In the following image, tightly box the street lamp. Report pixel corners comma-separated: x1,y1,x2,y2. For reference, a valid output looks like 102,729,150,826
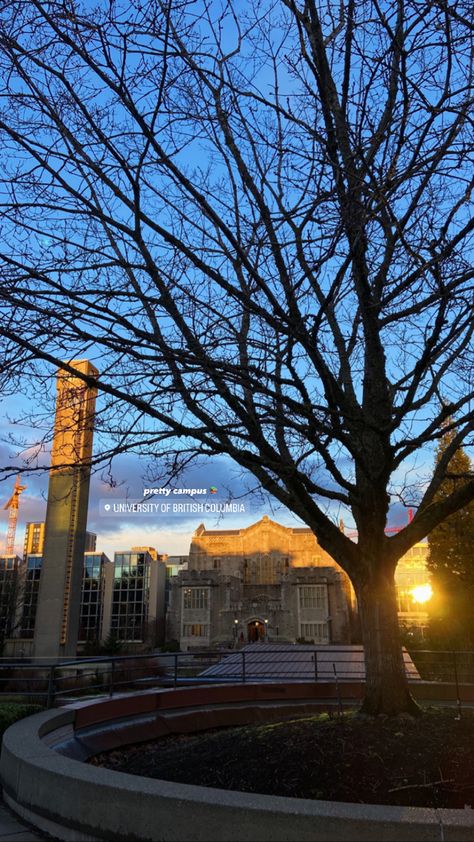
264,618,268,641
233,618,238,647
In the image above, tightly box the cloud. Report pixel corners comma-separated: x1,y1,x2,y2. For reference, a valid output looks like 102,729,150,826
0,447,276,557
0,405,421,559
86,452,272,555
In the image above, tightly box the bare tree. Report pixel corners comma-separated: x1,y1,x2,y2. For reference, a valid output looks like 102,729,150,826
0,0,473,713
0,555,29,656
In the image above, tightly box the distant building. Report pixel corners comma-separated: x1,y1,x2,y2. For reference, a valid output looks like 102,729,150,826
167,516,355,650
395,543,430,637
130,545,159,560
20,554,42,639
33,359,99,659
23,522,96,557
78,552,112,643
0,555,21,646
2,518,431,656
2,534,166,654
166,520,434,651
164,555,189,569
84,532,97,553
101,549,166,647
23,523,45,557
9,551,111,647
162,555,188,610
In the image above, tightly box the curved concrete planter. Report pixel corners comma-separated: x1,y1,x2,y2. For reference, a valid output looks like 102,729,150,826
1,684,474,842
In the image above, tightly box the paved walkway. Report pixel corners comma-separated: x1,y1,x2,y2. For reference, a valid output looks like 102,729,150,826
0,796,54,841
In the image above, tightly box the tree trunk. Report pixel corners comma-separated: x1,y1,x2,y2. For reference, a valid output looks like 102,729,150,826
356,568,420,716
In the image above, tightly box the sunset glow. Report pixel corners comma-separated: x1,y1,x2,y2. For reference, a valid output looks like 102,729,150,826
411,583,433,604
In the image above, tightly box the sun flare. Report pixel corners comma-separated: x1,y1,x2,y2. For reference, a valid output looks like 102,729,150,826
411,583,433,604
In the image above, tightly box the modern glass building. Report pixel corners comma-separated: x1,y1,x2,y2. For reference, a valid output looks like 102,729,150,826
23,522,97,557
79,552,111,643
16,552,111,643
0,533,166,653
110,551,152,642
20,554,43,639
0,555,21,643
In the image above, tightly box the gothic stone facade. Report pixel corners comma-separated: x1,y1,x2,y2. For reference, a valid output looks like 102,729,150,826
167,516,354,649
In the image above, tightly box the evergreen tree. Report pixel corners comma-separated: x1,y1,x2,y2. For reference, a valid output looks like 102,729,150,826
428,432,474,648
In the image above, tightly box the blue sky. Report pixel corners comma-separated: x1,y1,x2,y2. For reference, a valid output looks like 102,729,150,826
1,0,464,557
0,448,304,558
0,387,417,559
0,390,307,556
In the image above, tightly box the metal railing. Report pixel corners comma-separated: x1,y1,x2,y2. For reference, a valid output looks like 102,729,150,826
0,646,472,709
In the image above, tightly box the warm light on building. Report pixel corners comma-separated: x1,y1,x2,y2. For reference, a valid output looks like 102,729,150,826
395,542,430,638
411,583,433,604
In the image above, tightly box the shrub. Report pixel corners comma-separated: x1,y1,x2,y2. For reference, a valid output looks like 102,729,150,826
100,632,123,655
81,638,103,656
160,640,180,653
0,703,43,739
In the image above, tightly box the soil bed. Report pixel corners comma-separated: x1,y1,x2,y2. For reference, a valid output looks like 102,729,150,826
89,708,474,808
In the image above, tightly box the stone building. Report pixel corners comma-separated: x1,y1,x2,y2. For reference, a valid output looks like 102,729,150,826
167,516,355,649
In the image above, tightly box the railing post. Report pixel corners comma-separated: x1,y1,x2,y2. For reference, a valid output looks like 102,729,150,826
242,650,246,683
453,651,462,718
333,663,343,717
173,653,178,687
46,664,56,709
109,658,115,698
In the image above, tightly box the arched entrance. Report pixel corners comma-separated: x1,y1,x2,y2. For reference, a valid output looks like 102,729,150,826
247,619,265,643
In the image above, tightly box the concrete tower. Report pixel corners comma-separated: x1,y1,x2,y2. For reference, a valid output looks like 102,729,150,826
33,360,98,658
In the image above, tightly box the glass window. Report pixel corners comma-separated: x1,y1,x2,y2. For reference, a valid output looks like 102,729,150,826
110,552,149,641
300,622,328,642
182,624,209,637
183,588,209,610
299,585,327,610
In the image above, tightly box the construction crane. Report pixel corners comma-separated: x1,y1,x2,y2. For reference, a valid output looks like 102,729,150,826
3,476,27,556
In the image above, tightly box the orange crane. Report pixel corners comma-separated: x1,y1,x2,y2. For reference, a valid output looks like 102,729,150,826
3,476,27,555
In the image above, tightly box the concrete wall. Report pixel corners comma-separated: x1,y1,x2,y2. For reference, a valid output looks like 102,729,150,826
2,686,474,841
33,360,98,659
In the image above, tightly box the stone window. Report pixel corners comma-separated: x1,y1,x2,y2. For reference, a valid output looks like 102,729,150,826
182,623,209,637
260,554,273,583
298,584,327,610
243,559,251,584
300,622,328,642
183,587,209,610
